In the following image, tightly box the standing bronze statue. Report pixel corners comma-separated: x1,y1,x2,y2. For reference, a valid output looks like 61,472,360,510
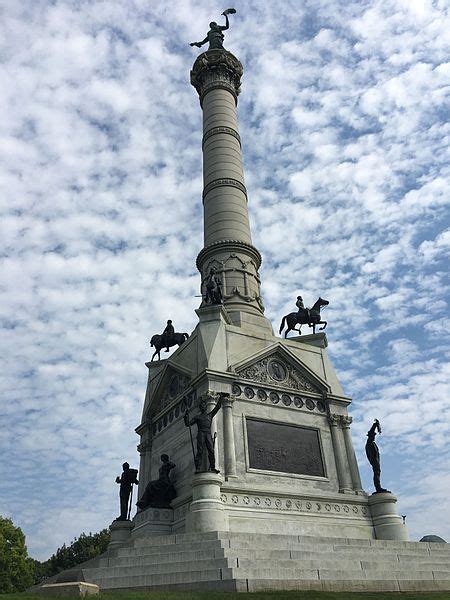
204,267,223,305
189,8,236,50
279,296,329,337
136,454,176,510
115,462,138,521
184,394,226,473
365,419,390,494
150,321,189,361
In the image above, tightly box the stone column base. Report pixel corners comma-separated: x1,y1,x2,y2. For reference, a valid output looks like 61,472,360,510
368,492,409,541
109,519,134,548
185,472,229,533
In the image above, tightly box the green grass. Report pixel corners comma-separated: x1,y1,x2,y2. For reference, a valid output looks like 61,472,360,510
4,591,450,599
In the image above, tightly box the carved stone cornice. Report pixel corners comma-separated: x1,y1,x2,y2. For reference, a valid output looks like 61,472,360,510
202,178,248,202
191,50,243,105
202,126,241,149
196,239,262,272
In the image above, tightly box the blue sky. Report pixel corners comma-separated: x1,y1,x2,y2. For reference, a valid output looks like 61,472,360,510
1,0,449,560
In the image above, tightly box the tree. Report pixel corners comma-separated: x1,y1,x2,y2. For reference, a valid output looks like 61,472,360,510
0,516,34,593
41,529,110,579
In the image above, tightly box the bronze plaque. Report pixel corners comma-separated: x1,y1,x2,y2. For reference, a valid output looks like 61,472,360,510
246,418,325,477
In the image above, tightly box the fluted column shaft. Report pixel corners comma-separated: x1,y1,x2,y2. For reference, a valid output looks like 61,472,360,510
222,396,236,477
329,414,353,493
137,438,152,499
341,416,364,493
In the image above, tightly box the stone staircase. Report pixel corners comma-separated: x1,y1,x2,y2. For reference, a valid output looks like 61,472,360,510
75,531,450,593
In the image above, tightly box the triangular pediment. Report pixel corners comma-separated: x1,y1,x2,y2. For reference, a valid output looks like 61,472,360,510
145,361,192,419
230,343,330,395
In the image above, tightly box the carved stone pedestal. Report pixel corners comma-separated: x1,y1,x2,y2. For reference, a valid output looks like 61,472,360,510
368,492,409,541
108,519,134,548
185,472,229,533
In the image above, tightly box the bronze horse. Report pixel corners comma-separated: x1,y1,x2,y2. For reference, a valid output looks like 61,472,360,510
150,332,189,361
279,297,329,338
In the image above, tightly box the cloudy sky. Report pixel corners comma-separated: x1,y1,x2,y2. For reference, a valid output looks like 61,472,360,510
1,0,449,560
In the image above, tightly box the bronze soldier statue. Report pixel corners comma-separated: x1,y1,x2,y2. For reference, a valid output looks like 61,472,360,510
162,319,174,353
190,8,236,50
115,462,138,520
184,394,225,473
204,267,223,305
365,419,390,493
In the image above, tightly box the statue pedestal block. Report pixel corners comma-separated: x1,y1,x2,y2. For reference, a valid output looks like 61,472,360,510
109,519,134,548
368,492,409,541
185,472,229,533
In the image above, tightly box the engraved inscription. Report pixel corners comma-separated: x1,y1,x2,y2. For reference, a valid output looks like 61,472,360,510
246,418,325,477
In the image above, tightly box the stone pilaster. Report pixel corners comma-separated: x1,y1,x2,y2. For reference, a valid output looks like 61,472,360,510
328,413,353,493
222,395,237,478
340,415,365,494
205,392,220,471
191,50,272,333
137,438,152,499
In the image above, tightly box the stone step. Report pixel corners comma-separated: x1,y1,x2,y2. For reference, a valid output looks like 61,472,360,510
117,539,223,557
234,557,450,573
85,557,235,579
100,548,228,568
233,567,437,581
85,567,232,589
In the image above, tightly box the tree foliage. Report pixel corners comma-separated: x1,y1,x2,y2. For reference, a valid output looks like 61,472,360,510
37,529,110,582
0,516,35,592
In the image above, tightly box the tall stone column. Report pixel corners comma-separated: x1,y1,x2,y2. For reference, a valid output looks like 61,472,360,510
340,415,365,494
222,395,236,477
191,50,272,333
328,414,353,493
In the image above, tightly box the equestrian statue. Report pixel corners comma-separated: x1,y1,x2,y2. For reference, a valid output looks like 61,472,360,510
279,295,329,337
150,320,189,361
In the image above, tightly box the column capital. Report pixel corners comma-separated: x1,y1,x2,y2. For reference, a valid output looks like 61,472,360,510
191,49,243,105
340,415,353,427
328,413,342,427
221,395,235,409
137,440,152,454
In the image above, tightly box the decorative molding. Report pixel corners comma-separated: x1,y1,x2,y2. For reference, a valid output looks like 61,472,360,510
219,492,370,518
151,390,196,436
235,354,321,394
232,382,326,414
190,49,243,105
196,239,262,271
202,126,241,148
134,507,173,526
202,178,247,201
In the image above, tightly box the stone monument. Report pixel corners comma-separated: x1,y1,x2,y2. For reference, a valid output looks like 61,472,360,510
34,11,450,595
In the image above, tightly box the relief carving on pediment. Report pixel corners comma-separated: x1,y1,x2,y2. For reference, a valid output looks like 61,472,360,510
235,355,320,394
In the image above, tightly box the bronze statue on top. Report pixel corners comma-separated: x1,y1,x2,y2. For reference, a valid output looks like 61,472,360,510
279,296,329,337
365,419,390,494
189,8,236,50
150,320,189,361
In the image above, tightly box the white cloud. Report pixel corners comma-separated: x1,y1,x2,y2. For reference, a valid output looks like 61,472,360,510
0,0,449,559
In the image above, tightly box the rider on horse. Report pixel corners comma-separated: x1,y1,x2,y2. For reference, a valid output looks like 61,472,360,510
296,296,311,324
162,320,174,353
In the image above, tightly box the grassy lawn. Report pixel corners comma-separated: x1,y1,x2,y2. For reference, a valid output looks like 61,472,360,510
4,591,449,600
